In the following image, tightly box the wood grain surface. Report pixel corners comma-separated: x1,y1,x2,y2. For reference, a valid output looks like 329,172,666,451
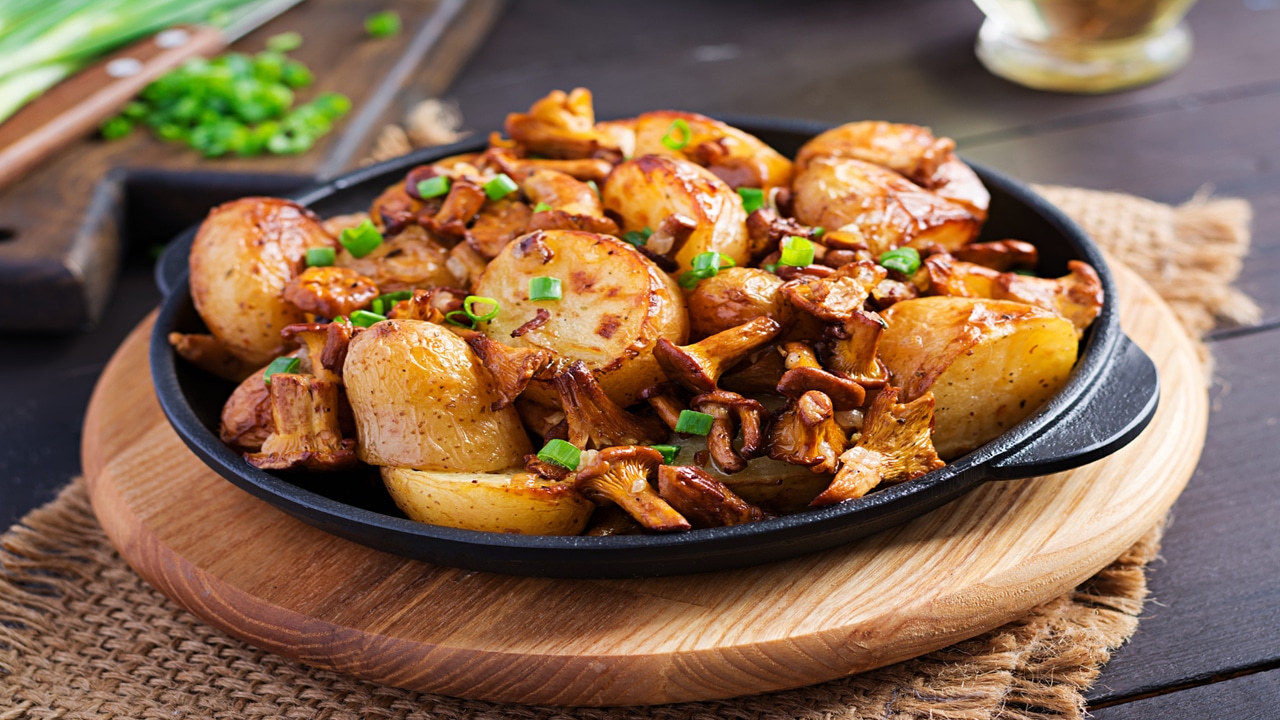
80,262,1205,706
0,0,501,331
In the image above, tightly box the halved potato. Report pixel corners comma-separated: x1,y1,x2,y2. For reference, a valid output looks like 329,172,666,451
382,467,593,535
631,110,793,190
878,297,1078,459
344,319,532,471
473,229,688,407
792,156,981,256
189,197,330,366
603,155,750,273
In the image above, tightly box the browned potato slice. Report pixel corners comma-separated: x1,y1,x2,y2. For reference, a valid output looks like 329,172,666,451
792,157,982,256
603,155,750,273
382,467,593,535
344,319,532,471
473,229,688,407
189,197,330,366
878,297,1078,459
632,111,793,190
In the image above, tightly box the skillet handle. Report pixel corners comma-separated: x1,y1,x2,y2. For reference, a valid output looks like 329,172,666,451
988,333,1160,480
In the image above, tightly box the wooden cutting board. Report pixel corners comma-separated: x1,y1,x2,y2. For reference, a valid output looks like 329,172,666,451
80,261,1205,707
0,0,501,332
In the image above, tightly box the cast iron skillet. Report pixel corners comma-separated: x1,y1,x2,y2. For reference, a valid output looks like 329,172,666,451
151,117,1160,578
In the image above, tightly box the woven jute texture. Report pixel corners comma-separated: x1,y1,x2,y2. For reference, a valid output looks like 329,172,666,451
0,188,1255,719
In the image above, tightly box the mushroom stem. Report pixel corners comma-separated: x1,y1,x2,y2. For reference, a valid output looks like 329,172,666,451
458,329,559,409
822,310,890,387
575,447,690,532
654,316,782,392
657,465,765,528
767,390,847,474
691,390,767,473
554,361,669,448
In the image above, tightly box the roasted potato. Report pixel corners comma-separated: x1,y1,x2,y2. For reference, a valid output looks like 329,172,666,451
792,157,982,256
795,120,988,219
473,229,688,407
878,297,1078,459
631,110,793,190
189,197,329,366
382,467,593,535
684,266,793,340
344,319,532,471
603,155,751,273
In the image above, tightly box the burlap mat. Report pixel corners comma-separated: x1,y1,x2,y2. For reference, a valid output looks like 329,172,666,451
0,187,1256,719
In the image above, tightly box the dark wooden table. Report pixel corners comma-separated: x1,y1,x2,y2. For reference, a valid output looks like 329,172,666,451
3,0,1278,715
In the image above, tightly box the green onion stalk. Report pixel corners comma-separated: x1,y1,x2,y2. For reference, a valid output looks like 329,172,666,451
0,0,263,124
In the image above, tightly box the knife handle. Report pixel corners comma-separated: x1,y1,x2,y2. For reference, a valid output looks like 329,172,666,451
0,24,226,190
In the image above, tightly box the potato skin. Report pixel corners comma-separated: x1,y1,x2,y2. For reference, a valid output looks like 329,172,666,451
631,110,793,190
684,267,792,340
792,157,981,256
879,297,1078,460
603,155,750,273
190,197,330,366
344,319,532,471
382,467,593,535
474,229,688,407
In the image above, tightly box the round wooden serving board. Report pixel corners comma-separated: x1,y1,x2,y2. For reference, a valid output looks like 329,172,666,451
82,262,1205,707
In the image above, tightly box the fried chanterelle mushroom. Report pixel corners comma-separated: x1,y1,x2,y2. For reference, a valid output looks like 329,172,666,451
811,387,944,506
246,373,357,471
575,446,690,531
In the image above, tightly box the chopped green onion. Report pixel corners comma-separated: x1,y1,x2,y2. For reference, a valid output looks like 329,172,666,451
761,263,779,274
738,187,764,213
878,246,922,276
371,298,386,315
529,277,562,301
1014,269,1038,277
680,252,734,289
661,118,692,150
306,247,335,267
483,173,519,201
100,116,132,140
332,315,348,324
651,444,681,464
533,202,553,213
537,439,581,470
678,269,715,289
444,310,473,328
812,226,825,237
623,227,653,246
691,251,734,273
463,295,500,322
675,409,714,435
262,356,300,385
779,235,815,267
365,10,402,37
416,175,450,199
340,219,383,258
379,290,413,305
267,32,303,53
587,180,600,196
350,309,386,328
